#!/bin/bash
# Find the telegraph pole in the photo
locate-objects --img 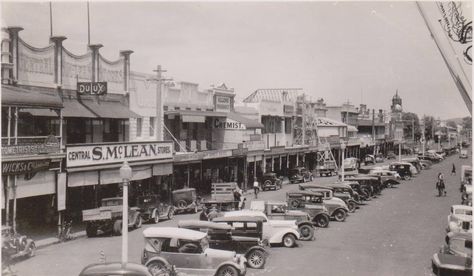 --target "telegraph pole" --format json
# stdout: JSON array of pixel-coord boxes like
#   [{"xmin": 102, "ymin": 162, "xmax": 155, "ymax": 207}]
[
  {"xmin": 302, "ymin": 94, "xmax": 306, "ymax": 146},
  {"xmin": 152, "ymin": 65, "xmax": 172, "ymax": 141},
  {"xmin": 372, "ymin": 109, "xmax": 376, "ymax": 156}
]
